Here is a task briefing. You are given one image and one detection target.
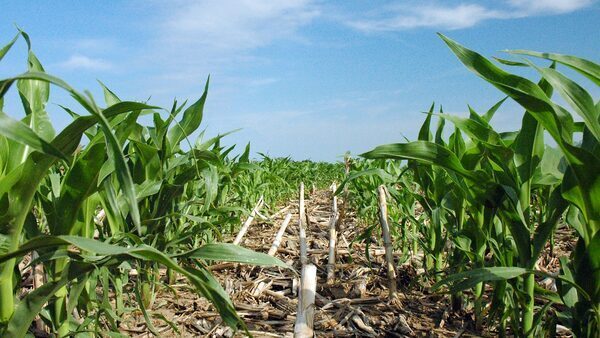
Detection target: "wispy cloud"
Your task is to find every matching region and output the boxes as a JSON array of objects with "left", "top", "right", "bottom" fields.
[
  {"left": 507, "top": 0, "right": 594, "bottom": 14},
  {"left": 346, "top": 0, "right": 595, "bottom": 32},
  {"left": 160, "top": 0, "right": 319, "bottom": 51},
  {"left": 349, "top": 4, "right": 504, "bottom": 31},
  {"left": 58, "top": 54, "right": 113, "bottom": 71},
  {"left": 131, "top": 0, "right": 318, "bottom": 101}
]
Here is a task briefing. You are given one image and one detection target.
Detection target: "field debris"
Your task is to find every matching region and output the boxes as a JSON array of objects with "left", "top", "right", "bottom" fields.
[{"left": 120, "top": 189, "right": 490, "bottom": 337}]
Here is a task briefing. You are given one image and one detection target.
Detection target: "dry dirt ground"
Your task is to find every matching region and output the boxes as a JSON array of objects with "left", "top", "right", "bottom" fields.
[{"left": 123, "top": 189, "right": 487, "bottom": 337}]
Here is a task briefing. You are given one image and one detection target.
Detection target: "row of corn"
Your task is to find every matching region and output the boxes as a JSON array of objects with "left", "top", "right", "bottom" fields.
[
  {"left": 340, "top": 34, "right": 599, "bottom": 337},
  {"left": 0, "top": 30, "right": 341, "bottom": 337}
]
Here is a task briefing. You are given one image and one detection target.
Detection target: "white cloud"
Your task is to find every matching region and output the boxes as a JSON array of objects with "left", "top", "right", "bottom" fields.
[
  {"left": 349, "top": 4, "right": 505, "bottom": 31},
  {"left": 161, "top": 0, "right": 319, "bottom": 50},
  {"left": 133, "top": 0, "right": 318, "bottom": 101},
  {"left": 507, "top": 0, "right": 594, "bottom": 14},
  {"left": 58, "top": 54, "right": 112, "bottom": 71},
  {"left": 347, "top": 0, "right": 595, "bottom": 32}
]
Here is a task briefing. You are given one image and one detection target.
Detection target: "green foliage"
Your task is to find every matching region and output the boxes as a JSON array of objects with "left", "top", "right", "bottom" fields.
[
  {"left": 1, "top": 28, "right": 597, "bottom": 338},
  {"left": 0, "top": 31, "right": 328, "bottom": 337},
  {"left": 348, "top": 35, "right": 599, "bottom": 337}
]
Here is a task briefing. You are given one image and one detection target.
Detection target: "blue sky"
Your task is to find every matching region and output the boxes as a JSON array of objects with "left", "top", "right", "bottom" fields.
[{"left": 1, "top": 0, "right": 599, "bottom": 161}]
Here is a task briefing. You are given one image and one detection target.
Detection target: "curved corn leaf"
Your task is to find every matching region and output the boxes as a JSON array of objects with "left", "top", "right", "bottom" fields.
[
  {"left": 483, "top": 96, "right": 508, "bottom": 123},
  {"left": 508, "top": 50, "right": 600, "bottom": 86},
  {"left": 0, "top": 235, "right": 245, "bottom": 330},
  {"left": 51, "top": 143, "right": 106, "bottom": 236},
  {"left": 17, "top": 51, "right": 54, "bottom": 142},
  {"left": 0, "top": 111, "right": 66, "bottom": 160},
  {"left": 5, "top": 261, "right": 96, "bottom": 338},
  {"left": 432, "top": 267, "right": 528, "bottom": 294},
  {"left": 335, "top": 168, "right": 396, "bottom": 195},
  {"left": 168, "top": 77, "right": 210, "bottom": 148},
  {"left": 0, "top": 33, "right": 19, "bottom": 62},
  {"left": 528, "top": 62, "right": 600, "bottom": 141},
  {"left": 362, "top": 141, "right": 479, "bottom": 181},
  {"left": 183, "top": 243, "right": 290, "bottom": 269},
  {"left": 439, "top": 33, "right": 574, "bottom": 147},
  {"left": 493, "top": 57, "right": 529, "bottom": 67}
]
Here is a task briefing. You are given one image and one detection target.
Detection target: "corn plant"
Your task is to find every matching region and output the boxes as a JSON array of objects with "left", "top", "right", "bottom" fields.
[
  {"left": 442, "top": 35, "right": 599, "bottom": 337},
  {"left": 362, "top": 35, "right": 599, "bottom": 337},
  {"left": 0, "top": 31, "right": 289, "bottom": 337},
  {"left": 335, "top": 157, "right": 416, "bottom": 266}
]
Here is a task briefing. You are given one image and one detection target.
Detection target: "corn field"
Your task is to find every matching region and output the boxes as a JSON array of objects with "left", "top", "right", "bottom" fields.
[{"left": 0, "top": 29, "right": 598, "bottom": 337}]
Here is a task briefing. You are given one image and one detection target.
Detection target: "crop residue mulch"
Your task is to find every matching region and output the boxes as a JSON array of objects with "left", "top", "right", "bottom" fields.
[
  {"left": 120, "top": 189, "right": 575, "bottom": 337},
  {"left": 118, "top": 190, "right": 466, "bottom": 337}
]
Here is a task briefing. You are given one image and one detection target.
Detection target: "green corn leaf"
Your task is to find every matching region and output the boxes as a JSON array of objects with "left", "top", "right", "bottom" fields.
[
  {"left": 532, "top": 147, "right": 565, "bottom": 185},
  {"left": 483, "top": 97, "right": 508, "bottom": 123},
  {"left": 134, "top": 279, "right": 159, "bottom": 336},
  {"left": 98, "top": 80, "right": 121, "bottom": 106},
  {"left": 558, "top": 256, "right": 579, "bottom": 308},
  {"left": 100, "top": 179, "right": 124, "bottom": 236},
  {"left": 530, "top": 188, "right": 568, "bottom": 266},
  {"left": 0, "top": 111, "right": 67, "bottom": 161},
  {"left": 0, "top": 33, "right": 19, "bottom": 62},
  {"left": 239, "top": 142, "right": 251, "bottom": 163},
  {"left": 560, "top": 147, "right": 600, "bottom": 237},
  {"left": 183, "top": 243, "right": 290, "bottom": 269},
  {"left": 362, "top": 141, "right": 479, "bottom": 181},
  {"left": 195, "top": 129, "right": 241, "bottom": 151},
  {"left": 432, "top": 267, "right": 528, "bottom": 294},
  {"left": 182, "top": 266, "right": 244, "bottom": 330},
  {"left": 418, "top": 103, "right": 435, "bottom": 141},
  {"left": 335, "top": 168, "right": 395, "bottom": 195},
  {"left": 168, "top": 76, "right": 209, "bottom": 148},
  {"left": 51, "top": 143, "right": 106, "bottom": 236},
  {"left": 434, "top": 107, "right": 446, "bottom": 146},
  {"left": 17, "top": 51, "right": 54, "bottom": 142},
  {"left": 202, "top": 165, "right": 219, "bottom": 212},
  {"left": 528, "top": 63, "right": 600, "bottom": 142},
  {"left": 98, "top": 110, "right": 141, "bottom": 234},
  {"left": 5, "top": 261, "right": 95, "bottom": 338},
  {"left": 433, "top": 113, "right": 506, "bottom": 149},
  {"left": 438, "top": 33, "right": 574, "bottom": 147},
  {"left": 492, "top": 57, "right": 529, "bottom": 67},
  {"left": 513, "top": 111, "right": 544, "bottom": 186},
  {"left": 508, "top": 50, "right": 600, "bottom": 86}
]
